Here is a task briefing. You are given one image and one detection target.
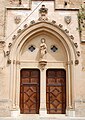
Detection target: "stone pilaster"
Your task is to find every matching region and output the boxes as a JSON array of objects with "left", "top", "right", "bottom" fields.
[{"left": 39, "top": 69, "right": 47, "bottom": 116}]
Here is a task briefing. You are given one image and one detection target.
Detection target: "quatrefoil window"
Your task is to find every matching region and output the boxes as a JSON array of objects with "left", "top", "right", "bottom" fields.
[
  {"left": 28, "top": 45, "right": 36, "bottom": 52},
  {"left": 51, "top": 45, "right": 58, "bottom": 52}
]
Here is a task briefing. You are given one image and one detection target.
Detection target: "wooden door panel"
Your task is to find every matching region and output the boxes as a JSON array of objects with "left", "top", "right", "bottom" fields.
[
  {"left": 20, "top": 69, "right": 40, "bottom": 114},
  {"left": 46, "top": 69, "right": 66, "bottom": 114}
]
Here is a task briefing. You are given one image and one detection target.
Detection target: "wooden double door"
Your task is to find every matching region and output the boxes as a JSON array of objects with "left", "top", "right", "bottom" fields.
[{"left": 20, "top": 69, "right": 66, "bottom": 114}]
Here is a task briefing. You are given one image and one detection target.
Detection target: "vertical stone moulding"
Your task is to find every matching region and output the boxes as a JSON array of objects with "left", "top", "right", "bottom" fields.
[{"left": 0, "top": 41, "right": 5, "bottom": 72}]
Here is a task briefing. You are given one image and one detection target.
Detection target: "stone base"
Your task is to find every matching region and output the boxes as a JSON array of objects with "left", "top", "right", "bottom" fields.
[
  {"left": 66, "top": 109, "right": 75, "bottom": 117},
  {"left": 0, "top": 99, "right": 11, "bottom": 117},
  {"left": 75, "top": 101, "right": 85, "bottom": 117},
  {"left": 0, "top": 109, "right": 11, "bottom": 117},
  {"left": 11, "top": 110, "right": 20, "bottom": 117},
  {"left": 39, "top": 108, "right": 47, "bottom": 117}
]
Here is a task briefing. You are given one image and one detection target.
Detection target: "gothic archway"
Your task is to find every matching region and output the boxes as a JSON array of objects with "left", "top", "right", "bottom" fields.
[{"left": 9, "top": 21, "right": 76, "bottom": 115}]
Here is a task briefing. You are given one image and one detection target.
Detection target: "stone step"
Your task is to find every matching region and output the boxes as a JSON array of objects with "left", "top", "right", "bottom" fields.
[{"left": 0, "top": 116, "right": 85, "bottom": 120}]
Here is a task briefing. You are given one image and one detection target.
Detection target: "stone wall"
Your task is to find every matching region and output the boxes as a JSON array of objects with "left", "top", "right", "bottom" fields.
[
  {"left": 0, "top": 0, "right": 5, "bottom": 41},
  {"left": 55, "top": 0, "right": 82, "bottom": 9}
]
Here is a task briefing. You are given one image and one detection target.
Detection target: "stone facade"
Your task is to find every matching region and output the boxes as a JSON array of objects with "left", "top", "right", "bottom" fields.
[{"left": 0, "top": 0, "right": 85, "bottom": 118}]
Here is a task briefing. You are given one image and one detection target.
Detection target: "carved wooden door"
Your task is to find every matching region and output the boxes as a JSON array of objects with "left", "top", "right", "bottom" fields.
[
  {"left": 46, "top": 69, "right": 66, "bottom": 114},
  {"left": 20, "top": 69, "right": 40, "bottom": 114}
]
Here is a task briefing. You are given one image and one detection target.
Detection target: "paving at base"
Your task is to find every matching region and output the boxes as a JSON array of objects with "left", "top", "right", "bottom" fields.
[{"left": 0, "top": 116, "right": 85, "bottom": 120}]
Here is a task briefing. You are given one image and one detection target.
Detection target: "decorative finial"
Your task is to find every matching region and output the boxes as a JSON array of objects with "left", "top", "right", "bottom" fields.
[{"left": 38, "top": 5, "right": 48, "bottom": 21}]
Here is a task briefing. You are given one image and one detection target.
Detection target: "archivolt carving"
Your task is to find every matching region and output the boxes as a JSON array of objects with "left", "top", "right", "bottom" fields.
[
  {"left": 8, "top": 21, "right": 79, "bottom": 111},
  {"left": 8, "top": 20, "right": 80, "bottom": 65}
]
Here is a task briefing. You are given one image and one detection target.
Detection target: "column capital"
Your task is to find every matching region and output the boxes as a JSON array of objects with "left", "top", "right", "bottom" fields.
[{"left": 67, "top": 60, "right": 73, "bottom": 65}]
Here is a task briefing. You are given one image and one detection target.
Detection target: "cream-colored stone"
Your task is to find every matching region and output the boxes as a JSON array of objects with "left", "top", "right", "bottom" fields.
[{"left": 0, "top": 0, "right": 85, "bottom": 118}]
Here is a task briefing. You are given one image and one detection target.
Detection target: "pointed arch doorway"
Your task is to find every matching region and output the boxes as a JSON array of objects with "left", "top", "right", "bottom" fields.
[{"left": 9, "top": 21, "right": 76, "bottom": 116}]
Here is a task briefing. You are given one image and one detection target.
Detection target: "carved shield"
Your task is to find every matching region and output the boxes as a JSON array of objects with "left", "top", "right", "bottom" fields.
[
  {"left": 64, "top": 16, "right": 71, "bottom": 24},
  {"left": 14, "top": 15, "right": 21, "bottom": 24}
]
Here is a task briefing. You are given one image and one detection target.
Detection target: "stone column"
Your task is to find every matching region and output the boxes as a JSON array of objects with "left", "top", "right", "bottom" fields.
[
  {"left": 12, "top": 61, "right": 17, "bottom": 109},
  {"left": 68, "top": 63, "right": 72, "bottom": 109},
  {"left": 66, "top": 61, "right": 75, "bottom": 116},
  {"left": 11, "top": 60, "right": 20, "bottom": 117},
  {"left": 39, "top": 69, "right": 47, "bottom": 116},
  {"left": 15, "top": 60, "right": 20, "bottom": 111}
]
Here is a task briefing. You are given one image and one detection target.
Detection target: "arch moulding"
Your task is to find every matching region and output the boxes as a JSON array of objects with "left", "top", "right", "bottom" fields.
[{"left": 9, "top": 21, "right": 77, "bottom": 116}]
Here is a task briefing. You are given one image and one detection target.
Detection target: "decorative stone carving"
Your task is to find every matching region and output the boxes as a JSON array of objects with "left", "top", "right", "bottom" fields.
[
  {"left": 14, "top": 15, "right": 21, "bottom": 24},
  {"left": 77, "top": 51, "right": 80, "bottom": 57},
  {"left": 69, "top": 35, "right": 74, "bottom": 40},
  {"left": 7, "top": 59, "right": 11, "bottom": 64},
  {"left": 51, "top": 20, "right": 56, "bottom": 24},
  {"left": 74, "top": 43, "right": 78, "bottom": 48},
  {"left": 8, "top": 43, "right": 12, "bottom": 48},
  {"left": 58, "top": 24, "right": 63, "bottom": 28},
  {"left": 67, "top": 60, "right": 73, "bottom": 65},
  {"left": 75, "top": 60, "right": 79, "bottom": 65},
  {"left": 17, "top": 29, "right": 22, "bottom": 34},
  {"left": 64, "top": 29, "right": 69, "bottom": 33},
  {"left": 39, "top": 38, "right": 47, "bottom": 61},
  {"left": 38, "top": 5, "right": 48, "bottom": 21},
  {"left": 23, "top": 24, "right": 28, "bottom": 29},
  {"left": 64, "top": 16, "right": 71, "bottom": 24},
  {"left": 12, "top": 35, "right": 17, "bottom": 40},
  {"left": 0, "top": 41, "right": 5, "bottom": 45},
  {"left": 39, "top": 61, "right": 47, "bottom": 70},
  {"left": 30, "top": 20, "right": 35, "bottom": 25},
  {"left": 5, "top": 51, "right": 10, "bottom": 56},
  {"left": 39, "top": 38, "right": 47, "bottom": 70}
]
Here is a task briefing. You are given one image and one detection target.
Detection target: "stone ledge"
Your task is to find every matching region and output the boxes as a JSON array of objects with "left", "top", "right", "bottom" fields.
[
  {"left": 55, "top": 8, "right": 79, "bottom": 11},
  {"left": 6, "top": 7, "right": 31, "bottom": 10}
]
